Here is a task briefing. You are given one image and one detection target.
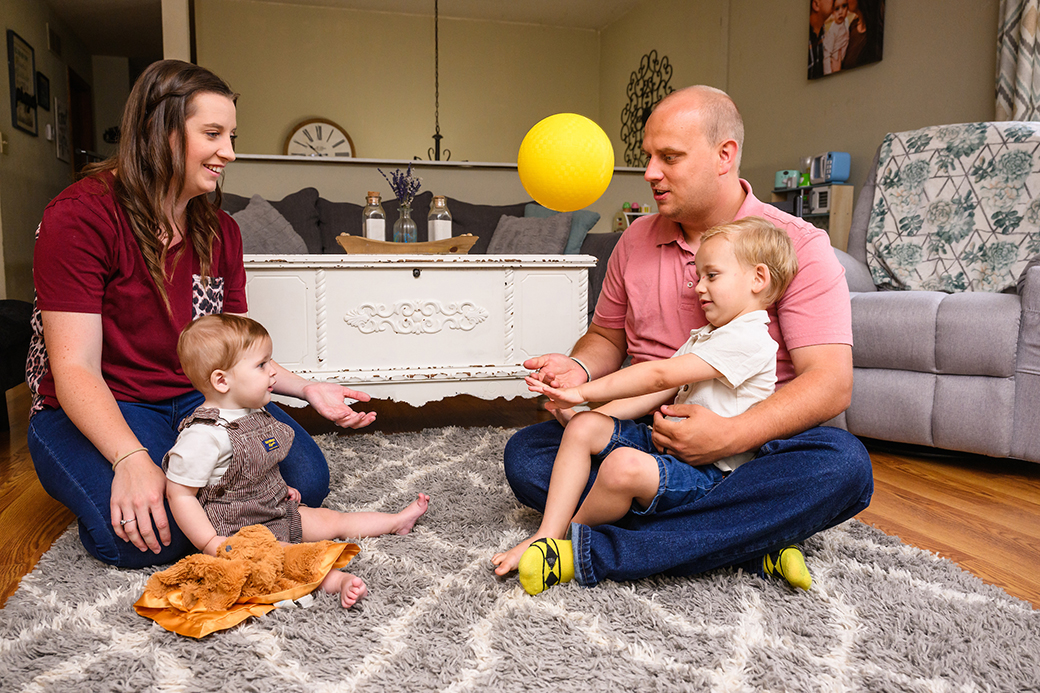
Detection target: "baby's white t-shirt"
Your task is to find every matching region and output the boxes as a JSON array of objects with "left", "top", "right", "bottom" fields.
[{"left": 165, "top": 408, "right": 255, "bottom": 488}]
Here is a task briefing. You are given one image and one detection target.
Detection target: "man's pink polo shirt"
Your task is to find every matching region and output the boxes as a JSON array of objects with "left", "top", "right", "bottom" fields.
[{"left": 593, "top": 180, "right": 852, "bottom": 386}]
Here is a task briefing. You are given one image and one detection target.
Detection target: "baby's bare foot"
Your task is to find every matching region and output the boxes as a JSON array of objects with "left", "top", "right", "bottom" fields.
[
  {"left": 393, "top": 493, "right": 430, "bottom": 535},
  {"left": 321, "top": 570, "right": 368, "bottom": 608},
  {"left": 340, "top": 573, "right": 368, "bottom": 608},
  {"left": 491, "top": 536, "right": 538, "bottom": 576}
]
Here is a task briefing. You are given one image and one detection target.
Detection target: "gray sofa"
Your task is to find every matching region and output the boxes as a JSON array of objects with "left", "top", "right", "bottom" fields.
[
  {"left": 831, "top": 122, "right": 1040, "bottom": 463},
  {"left": 220, "top": 188, "right": 621, "bottom": 325}
]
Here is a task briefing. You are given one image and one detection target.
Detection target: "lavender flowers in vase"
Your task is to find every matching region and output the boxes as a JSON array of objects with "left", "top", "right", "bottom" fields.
[{"left": 380, "top": 164, "right": 423, "bottom": 243}]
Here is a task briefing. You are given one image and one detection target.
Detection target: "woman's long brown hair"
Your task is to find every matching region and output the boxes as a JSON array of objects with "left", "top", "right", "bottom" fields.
[{"left": 87, "top": 60, "right": 237, "bottom": 313}]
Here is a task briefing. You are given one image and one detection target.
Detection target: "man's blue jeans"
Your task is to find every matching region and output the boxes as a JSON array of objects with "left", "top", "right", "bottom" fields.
[
  {"left": 504, "top": 420, "right": 873, "bottom": 587},
  {"left": 27, "top": 390, "right": 330, "bottom": 568}
]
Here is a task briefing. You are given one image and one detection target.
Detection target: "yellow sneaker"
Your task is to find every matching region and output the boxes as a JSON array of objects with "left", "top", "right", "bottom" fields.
[
  {"left": 763, "top": 545, "right": 812, "bottom": 591},
  {"left": 518, "top": 538, "right": 575, "bottom": 595}
]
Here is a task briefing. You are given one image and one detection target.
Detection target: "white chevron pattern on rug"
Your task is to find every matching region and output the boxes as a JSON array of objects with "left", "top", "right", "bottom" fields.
[{"left": 1, "top": 426, "right": 1038, "bottom": 692}]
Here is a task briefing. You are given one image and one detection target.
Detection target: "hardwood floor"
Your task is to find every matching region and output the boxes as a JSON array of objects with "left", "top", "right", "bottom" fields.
[{"left": 2, "top": 383, "right": 1037, "bottom": 608}]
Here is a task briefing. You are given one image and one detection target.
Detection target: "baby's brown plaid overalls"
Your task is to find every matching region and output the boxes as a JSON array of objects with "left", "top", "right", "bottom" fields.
[{"left": 167, "top": 406, "right": 303, "bottom": 543}]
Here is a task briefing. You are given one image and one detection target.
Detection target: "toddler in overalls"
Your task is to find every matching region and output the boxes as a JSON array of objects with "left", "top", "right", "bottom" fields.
[{"left": 165, "top": 314, "right": 430, "bottom": 608}]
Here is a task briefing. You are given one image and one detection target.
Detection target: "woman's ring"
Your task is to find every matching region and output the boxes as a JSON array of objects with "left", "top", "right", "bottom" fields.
[{"left": 120, "top": 518, "right": 136, "bottom": 526}]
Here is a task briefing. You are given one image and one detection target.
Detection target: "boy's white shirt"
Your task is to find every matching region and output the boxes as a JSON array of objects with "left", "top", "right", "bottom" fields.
[
  {"left": 668, "top": 310, "right": 778, "bottom": 471},
  {"left": 165, "top": 407, "right": 257, "bottom": 488}
]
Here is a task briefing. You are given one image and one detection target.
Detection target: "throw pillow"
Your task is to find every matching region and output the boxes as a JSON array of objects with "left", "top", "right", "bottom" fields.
[
  {"left": 524, "top": 203, "right": 601, "bottom": 254},
  {"left": 486, "top": 213, "right": 572, "bottom": 255},
  {"left": 269, "top": 188, "right": 323, "bottom": 254},
  {"left": 232, "top": 195, "right": 308, "bottom": 254},
  {"left": 218, "top": 191, "right": 250, "bottom": 216},
  {"left": 865, "top": 121, "right": 1040, "bottom": 293},
  {"left": 445, "top": 198, "right": 531, "bottom": 254},
  {"left": 316, "top": 198, "right": 365, "bottom": 252}
]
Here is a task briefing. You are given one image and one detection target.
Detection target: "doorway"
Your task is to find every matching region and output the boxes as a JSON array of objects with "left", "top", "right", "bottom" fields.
[{"left": 67, "top": 68, "right": 98, "bottom": 176}]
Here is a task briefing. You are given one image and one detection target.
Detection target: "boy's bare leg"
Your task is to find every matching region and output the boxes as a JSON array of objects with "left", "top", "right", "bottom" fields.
[
  {"left": 492, "top": 411, "right": 616, "bottom": 575},
  {"left": 572, "top": 447, "right": 660, "bottom": 527},
  {"left": 300, "top": 493, "right": 430, "bottom": 541},
  {"left": 320, "top": 570, "right": 368, "bottom": 608}
]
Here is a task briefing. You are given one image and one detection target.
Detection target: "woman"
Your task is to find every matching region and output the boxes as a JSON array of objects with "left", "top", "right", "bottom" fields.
[{"left": 27, "top": 60, "right": 375, "bottom": 568}]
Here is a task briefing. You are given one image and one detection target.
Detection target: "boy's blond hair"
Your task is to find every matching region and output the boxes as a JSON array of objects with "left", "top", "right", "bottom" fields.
[
  {"left": 178, "top": 314, "right": 270, "bottom": 393},
  {"left": 700, "top": 216, "right": 798, "bottom": 304}
]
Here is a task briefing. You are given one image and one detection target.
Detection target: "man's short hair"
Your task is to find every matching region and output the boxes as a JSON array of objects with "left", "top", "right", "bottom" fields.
[
  {"left": 177, "top": 314, "right": 270, "bottom": 392},
  {"left": 657, "top": 86, "right": 745, "bottom": 167},
  {"left": 701, "top": 216, "right": 798, "bottom": 304}
]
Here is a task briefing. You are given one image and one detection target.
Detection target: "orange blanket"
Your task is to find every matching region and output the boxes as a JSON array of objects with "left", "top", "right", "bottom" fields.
[{"left": 134, "top": 527, "right": 359, "bottom": 638}]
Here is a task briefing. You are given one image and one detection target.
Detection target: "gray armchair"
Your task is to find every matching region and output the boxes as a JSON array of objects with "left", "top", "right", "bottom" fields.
[{"left": 831, "top": 122, "right": 1040, "bottom": 463}]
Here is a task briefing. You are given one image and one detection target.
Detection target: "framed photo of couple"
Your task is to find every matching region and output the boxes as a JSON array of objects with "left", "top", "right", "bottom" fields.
[{"left": 808, "top": 0, "right": 885, "bottom": 80}]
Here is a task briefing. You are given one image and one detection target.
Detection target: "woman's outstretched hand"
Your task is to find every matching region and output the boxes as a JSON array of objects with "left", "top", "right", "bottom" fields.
[{"left": 302, "top": 382, "right": 377, "bottom": 429}]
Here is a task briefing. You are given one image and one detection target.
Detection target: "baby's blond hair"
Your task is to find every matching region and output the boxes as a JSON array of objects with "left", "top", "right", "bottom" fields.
[
  {"left": 700, "top": 216, "right": 798, "bottom": 304},
  {"left": 177, "top": 314, "right": 270, "bottom": 393}
]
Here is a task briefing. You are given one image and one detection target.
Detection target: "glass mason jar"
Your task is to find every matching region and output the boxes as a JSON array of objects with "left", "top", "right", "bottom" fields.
[
  {"left": 362, "top": 191, "right": 386, "bottom": 240},
  {"left": 393, "top": 201, "right": 417, "bottom": 243},
  {"left": 428, "top": 195, "right": 453, "bottom": 241}
]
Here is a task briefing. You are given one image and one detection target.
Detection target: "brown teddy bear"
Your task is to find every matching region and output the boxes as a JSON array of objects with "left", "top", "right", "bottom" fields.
[{"left": 135, "top": 524, "right": 359, "bottom": 637}]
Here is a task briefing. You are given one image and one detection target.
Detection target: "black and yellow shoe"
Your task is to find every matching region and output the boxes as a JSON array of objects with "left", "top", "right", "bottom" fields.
[
  {"left": 763, "top": 545, "right": 812, "bottom": 591},
  {"left": 518, "top": 538, "right": 575, "bottom": 595}
]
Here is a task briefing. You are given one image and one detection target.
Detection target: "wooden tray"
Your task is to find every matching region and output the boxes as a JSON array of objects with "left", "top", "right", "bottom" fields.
[{"left": 335, "top": 234, "right": 478, "bottom": 255}]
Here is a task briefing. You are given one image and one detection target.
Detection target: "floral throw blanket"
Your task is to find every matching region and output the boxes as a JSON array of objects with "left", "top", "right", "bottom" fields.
[{"left": 866, "top": 122, "right": 1040, "bottom": 293}]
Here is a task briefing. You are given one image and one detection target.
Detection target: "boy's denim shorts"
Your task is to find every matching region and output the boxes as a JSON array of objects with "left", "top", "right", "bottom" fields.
[{"left": 595, "top": 418, "right": 727, "bottom": 515}]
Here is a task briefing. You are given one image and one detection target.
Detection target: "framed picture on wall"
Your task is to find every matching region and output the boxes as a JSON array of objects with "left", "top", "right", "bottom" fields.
[
  {"left": 55, "top": 97, "right": 71, "bottom": 162},
  {"left": 808, "top": 0, "right": 885, "bottom": 80},
  {"left": 37, "top": 72, "right": 50, "bottom": 111},
  {"left": 7, "top": 30, "right": 38, "bottom": 135}
]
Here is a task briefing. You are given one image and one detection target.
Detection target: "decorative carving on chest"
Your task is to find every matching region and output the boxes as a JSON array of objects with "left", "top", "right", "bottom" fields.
[{"left": 344, "top": 300, "right": 490, "bottom": 335}]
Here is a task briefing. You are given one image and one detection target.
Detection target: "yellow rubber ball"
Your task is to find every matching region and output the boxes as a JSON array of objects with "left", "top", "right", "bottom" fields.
[{"left": 518, "top": 113, "right": 614, "bottom": 213}]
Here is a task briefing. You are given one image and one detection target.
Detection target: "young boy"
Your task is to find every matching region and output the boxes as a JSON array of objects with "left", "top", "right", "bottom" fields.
[
  {"left": 491, "top": 217, "right": 807, "bottom": 594},
  {"left": 165, "top": 314, "right": 430, "bottom": 608}
]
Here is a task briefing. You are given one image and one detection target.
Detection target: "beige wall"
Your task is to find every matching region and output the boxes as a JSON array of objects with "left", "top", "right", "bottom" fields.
[
  {"left": 599, "top": 0, "right": 730, "bottom": 166},
  {"left": 194, "top": 0, "right": 601, "bottom": 163},
  {"left": 0, "top": 0, "right": 91, "bottom": 301},
  {"left": 91, "top": 55, "right": 130, "bottom": 160},
  {"left": 728, "top": 0, "right": 999, "bottom": 202},
  {"left": 597, "top": 0, "right": 999, "bottom": 204}
]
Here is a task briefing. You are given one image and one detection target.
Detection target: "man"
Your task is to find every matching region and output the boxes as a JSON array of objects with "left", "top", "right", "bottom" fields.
[
  {"left": 809, "top": 0, "right": 836, "bottom": 78},
  {"left": 503, "top": 85, "right": 873, "bottom": 590}
]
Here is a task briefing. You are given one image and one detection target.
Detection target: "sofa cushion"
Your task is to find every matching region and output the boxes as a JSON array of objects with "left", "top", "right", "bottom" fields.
[
  {"left": 850, "top": 290, "right": 1019, "bottom": 377},
  {"left": 524, "top": 203, "right": 601, "bottom": 254},
  {"left": 219, "top": 191, "right": 251, "bottom": 216},
  {"left": 316, "top": 198, "right": 365, "bottom": 252},
  {"left": 934, "top": 291, "right": 1020, "bottom": 377},
  {"left": 865, "top": 122, "right": 1040, "bottom": 293},
  {"left": 233, "top": 195, "right": 309, "bottom": 255},
  {"left": 487, "top": 213, "right": 572, "bottom": 254},
  {"left": 444, "top": 197, "right": 530, "bottom": 254}
]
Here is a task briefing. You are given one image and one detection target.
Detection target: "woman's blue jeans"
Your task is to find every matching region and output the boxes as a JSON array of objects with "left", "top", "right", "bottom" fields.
[
  {"left": 27, "top": 390, "right": 330, "bottom": 568},
  {"left": 504, "top": 420, "right": 873, "bottom": 587}
]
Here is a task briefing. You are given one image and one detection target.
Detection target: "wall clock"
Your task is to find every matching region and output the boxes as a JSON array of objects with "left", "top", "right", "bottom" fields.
[{"left": 283, "top": 118, "right": 355, "bottom": 157}]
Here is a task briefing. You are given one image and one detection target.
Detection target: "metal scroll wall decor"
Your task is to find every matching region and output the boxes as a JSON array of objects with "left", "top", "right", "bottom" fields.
[{"left": 620, "top": 50, "right": 674, "bottom": 167}]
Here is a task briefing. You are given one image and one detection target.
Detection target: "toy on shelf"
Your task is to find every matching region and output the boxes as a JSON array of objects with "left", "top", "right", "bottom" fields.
[{"left": 612, "top": 202, "right": 654, "bottom": 232}]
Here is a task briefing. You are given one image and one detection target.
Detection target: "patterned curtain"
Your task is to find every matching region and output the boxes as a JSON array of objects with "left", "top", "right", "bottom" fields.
[{"left": 997, "top": 0, "right": 1040, "bottom": 120}]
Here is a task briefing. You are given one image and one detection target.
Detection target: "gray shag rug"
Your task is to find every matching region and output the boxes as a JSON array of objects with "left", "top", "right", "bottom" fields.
[{"left": 2, "top": 426, "right": 1039, "bottom": 692}]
